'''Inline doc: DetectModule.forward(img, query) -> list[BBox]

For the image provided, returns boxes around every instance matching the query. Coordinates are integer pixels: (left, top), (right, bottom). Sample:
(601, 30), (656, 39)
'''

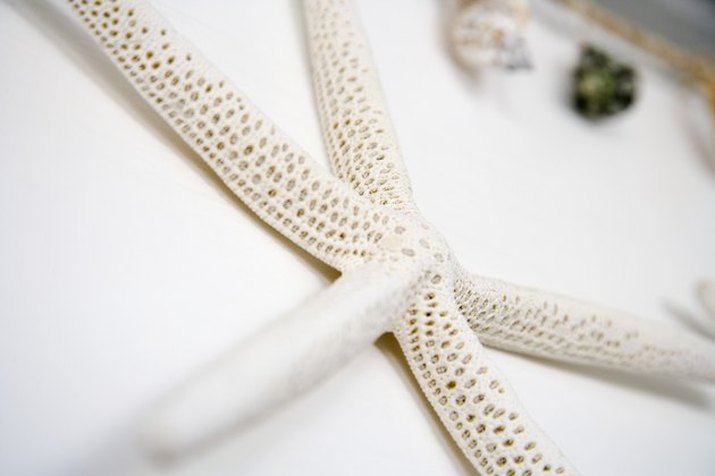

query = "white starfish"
(65, 0), (715, 474)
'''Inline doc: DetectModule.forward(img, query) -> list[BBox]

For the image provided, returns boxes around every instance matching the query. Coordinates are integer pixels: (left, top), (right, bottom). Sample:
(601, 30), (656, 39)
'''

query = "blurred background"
(593, 0), (714, 58)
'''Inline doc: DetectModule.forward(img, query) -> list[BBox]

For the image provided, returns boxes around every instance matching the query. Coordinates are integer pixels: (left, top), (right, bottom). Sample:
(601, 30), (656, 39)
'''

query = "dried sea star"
(65, 1), (715, 474)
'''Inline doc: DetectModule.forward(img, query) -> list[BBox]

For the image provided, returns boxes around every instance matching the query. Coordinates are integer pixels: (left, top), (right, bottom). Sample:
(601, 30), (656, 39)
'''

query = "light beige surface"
(0, 1), (714, 475)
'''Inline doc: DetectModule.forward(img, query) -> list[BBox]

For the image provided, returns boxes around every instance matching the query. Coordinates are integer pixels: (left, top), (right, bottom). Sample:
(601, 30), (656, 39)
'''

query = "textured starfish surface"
(65, 0), (715, 474)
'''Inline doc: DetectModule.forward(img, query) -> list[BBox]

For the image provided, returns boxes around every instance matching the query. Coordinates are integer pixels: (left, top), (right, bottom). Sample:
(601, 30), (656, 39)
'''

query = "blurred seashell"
(450, 0), (532, 71)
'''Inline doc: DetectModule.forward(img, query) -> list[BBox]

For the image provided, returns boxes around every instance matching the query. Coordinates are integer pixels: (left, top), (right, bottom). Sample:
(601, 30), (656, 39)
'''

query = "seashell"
(450, 0), (532, 71)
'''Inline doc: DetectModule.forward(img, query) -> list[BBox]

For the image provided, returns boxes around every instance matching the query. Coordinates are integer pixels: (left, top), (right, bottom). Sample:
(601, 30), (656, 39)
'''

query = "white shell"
(451, 0), (533, 70)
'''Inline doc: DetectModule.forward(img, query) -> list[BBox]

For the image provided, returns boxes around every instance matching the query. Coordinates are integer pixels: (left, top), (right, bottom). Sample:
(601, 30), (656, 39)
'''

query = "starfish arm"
(303, 0), (417, 214)
(394, 278), (577, 475)
(144, 263), (422, 457)
(455, 273), (715, 381)
(66, 0), (400, 271)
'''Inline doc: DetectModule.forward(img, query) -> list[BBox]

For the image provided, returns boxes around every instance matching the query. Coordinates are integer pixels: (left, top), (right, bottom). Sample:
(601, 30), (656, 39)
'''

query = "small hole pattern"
(65, 2), (715, 475)
(67, 0), (405, 272)
(304, 0), (417, 214)
(396, 273), (575, 475)
(456, 272), (715, 381)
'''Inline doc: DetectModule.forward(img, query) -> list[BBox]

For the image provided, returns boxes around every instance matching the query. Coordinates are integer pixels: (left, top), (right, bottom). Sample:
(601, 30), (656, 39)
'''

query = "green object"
(572, 45), (637, 119)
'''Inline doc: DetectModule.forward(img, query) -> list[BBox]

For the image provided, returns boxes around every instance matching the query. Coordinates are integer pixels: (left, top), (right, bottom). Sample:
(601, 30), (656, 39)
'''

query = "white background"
(1, 1), (714, 475)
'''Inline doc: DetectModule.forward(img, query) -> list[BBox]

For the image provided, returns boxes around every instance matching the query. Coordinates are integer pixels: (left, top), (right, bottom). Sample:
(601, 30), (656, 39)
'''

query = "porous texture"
(65, 1), (714, 474)
(67, 0), (401, 272)
(395, 274), (575, 475)
(304, 0), (417, 215)
(456, 272), (715, 381)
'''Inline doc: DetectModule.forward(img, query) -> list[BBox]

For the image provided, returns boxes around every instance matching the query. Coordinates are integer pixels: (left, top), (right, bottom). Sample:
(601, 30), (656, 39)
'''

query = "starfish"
(64, 0), (715, 474)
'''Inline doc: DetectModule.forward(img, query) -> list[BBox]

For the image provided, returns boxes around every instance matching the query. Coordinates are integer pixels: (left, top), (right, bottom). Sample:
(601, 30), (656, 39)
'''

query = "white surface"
(0, 1), (714, 475)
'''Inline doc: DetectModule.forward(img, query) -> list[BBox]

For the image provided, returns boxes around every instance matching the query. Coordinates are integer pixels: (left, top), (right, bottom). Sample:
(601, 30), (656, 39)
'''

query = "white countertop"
(1, 1), (714, 475)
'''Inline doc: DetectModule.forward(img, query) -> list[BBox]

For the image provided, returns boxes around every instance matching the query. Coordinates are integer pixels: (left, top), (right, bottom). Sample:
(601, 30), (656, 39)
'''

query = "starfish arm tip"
(140, 264), (422, 458)
(457, 272), (715, 382)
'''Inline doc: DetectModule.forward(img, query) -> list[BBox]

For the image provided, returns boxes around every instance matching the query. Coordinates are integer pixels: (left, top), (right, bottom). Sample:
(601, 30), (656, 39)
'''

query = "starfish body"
(65, 0), (715, 474)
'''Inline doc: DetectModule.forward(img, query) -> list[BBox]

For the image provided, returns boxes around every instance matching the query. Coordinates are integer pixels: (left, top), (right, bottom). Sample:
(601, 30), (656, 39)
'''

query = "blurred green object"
(572, 45), (637, 119)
